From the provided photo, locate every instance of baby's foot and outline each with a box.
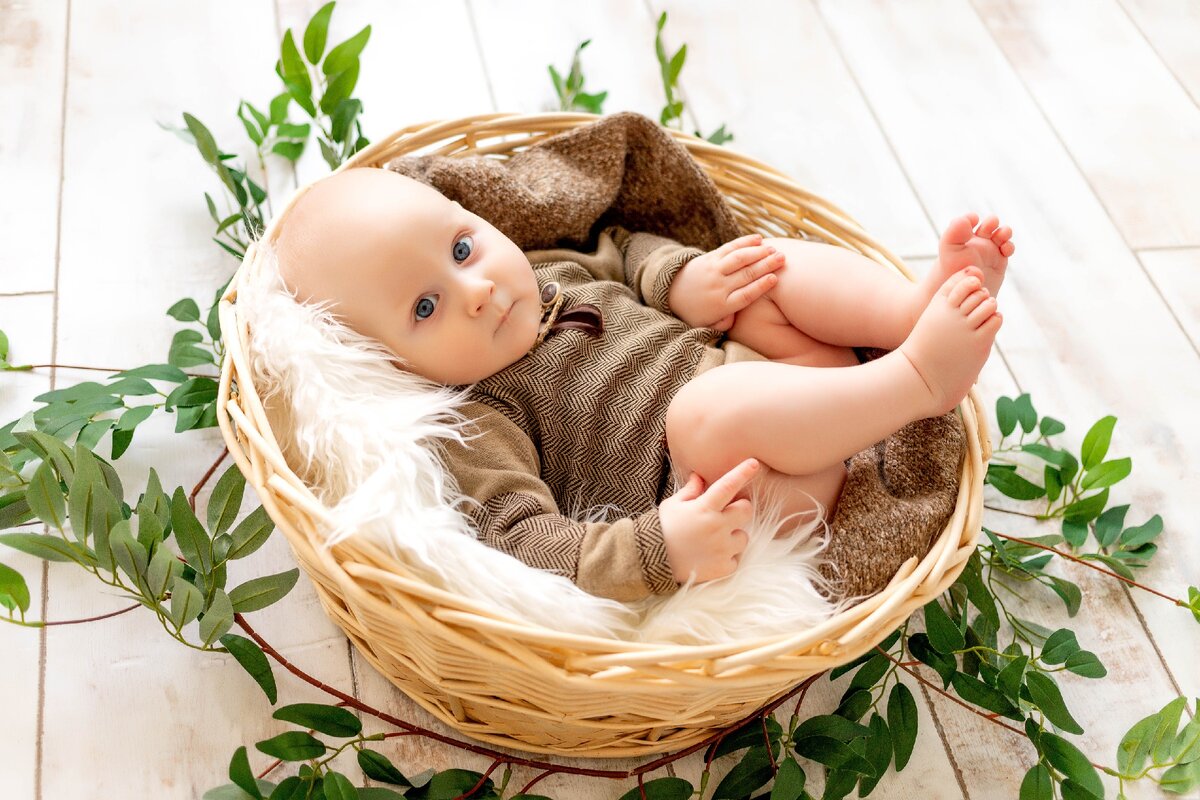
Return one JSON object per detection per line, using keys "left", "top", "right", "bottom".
{"left": 899, "top": 269, "right": 1003, "bottom": 416}
{"left": 919, "top": 213, "right": 1014, "bottom": 304}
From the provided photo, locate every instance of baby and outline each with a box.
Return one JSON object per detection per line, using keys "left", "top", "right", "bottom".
{"left": 275, "top": 167, "right": 1011, "bottom": 602}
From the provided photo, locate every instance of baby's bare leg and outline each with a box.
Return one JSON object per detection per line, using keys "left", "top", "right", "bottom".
{"left": 667, "top": 354, "right": 931, "bottom": 479}
{"left": 758, "top": 238, "right": 927, "bottom": 351}
{"left": 666, "top": 270, "right": 1002, "bottom": 480}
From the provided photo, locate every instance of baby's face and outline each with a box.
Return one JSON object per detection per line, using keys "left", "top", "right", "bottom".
{"left": 277, "top": 168, "right": 541, "bottom": 385}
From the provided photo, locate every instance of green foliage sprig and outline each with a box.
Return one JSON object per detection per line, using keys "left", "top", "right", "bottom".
{"left": 549, "top": 40, "right": 607, "bottom": 114}
{"left": 654, "top": 12, "right": 732, "bottom": 145}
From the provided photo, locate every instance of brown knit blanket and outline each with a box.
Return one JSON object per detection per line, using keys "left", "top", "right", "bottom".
{"left": 384, "top": 112, "right": 966, "bottom": 602}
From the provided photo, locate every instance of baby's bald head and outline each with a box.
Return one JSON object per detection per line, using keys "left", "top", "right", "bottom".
{"left": 275, "top": 168, "right": 445, "bottom": 320}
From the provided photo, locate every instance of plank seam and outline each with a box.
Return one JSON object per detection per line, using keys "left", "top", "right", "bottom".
{"left": 1114, "top": 0, "right": 1200, "bottom": 112}
{"left": 464, "top": 0, "right": 499, "bottom": 114}
{"left": 917, "top": 678, "right": 972, "bottom": 800}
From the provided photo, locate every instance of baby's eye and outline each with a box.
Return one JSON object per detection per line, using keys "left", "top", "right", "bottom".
{"left": 453, "top": 235, "right": 473, "bottom": 263}
{"left": 415, "top": 294, "right": 437, "bottom": 322}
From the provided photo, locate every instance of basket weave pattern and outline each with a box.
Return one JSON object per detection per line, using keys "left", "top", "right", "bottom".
{"left": 216, "top": 112, "right": 990, "bottom": 757}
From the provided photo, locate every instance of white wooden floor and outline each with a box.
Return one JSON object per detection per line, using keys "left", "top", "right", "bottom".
{"left": 2, "top": 1, "right": 1198, "bottom": 798}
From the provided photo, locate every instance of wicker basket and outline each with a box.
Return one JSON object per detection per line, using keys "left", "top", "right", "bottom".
{"left": 215, "top": 112, "right": 990, "bottom": 758}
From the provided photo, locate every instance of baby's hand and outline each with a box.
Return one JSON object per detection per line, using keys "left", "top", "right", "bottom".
{"left": 658, "top": 458, "right": 759, "bottom": 584}
{"left": 668, "top": 234, "right": 785, "bottom": 331}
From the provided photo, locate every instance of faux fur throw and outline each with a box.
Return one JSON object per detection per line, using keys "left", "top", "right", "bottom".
{"left": 383, "top": 112, "right": 967, "bottom": 600}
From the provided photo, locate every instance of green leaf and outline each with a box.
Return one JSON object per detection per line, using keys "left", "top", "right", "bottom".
{"left": 1173, "top": 709, "right": 1200, "bottom": 762}
{"left": 848, "top": 653, "right": 889, "bottom": 692}
{"left": 220, "top": 633, "right": 278, "bottom": 704}
{"left": 1040, "top": 629, "right": 1081, "bottom": 665}
{"left": 924, "top": 598, "right": 965, "bottom": 654}
{"left": 145, "top": 544, "right": 176, "bottom": 600}
{"left": 986, "top": 464, "right": 1046, "bottom": 500}
{"left": 615, "top": 777, "right": 692, "bottom": 800}
{"left": 320, "top": 63, "right": 360, "bottom": 117}
{"left": 711, "top": 745, "right": 773, "bottom": 799}
{"left": 405, "top": 769, "right": 492, "bottom": 800}
{"left": 1014, "top": 393, "right": 1037, "bottom": 433}
{"left": 887, "top": 682, "right": 918, "bottom": 770}
{"left": 208, "top": 465, "right": 246, "bottom": 538}
{"left": 229, "top": 746, "right": 264, "bottom": 799}
{"left": 1063, "top": 650, "right": 1106, "bottom": 679}
{"left": 1046, "top": 462, "right": 1065, "bottom": 501}
{"left": 1080, "top": 415, "right": 1116, "bottom": 471}
{"left": 183, "top": 112, "right": 222, "bottom": 166}
{"left": 1042, "top": 733, "right": 1103, "bottom": 797}
{"left": 171, "top": 487, "right": 212, "bottom": 574}
{"left": 303, "top": 1, "right": 335, "bottom": 63}
{"left": 1040, "top": 416, "right": 1066, "bottom": 437}
{"left": 113, "top": 363, "right": 187, "bottom": 383}
{"left": 1047, "top": 576, "right": 1083, "bottom": 617}
{"left": 857, "top": 713, "right": 892, "bottom": 796}
{"left": 1094, "top": 504, "right": 1128, "bottom": 548}
{"left": 0, "top": 329, "right": 7, "bottom": 361}
{"left": 273, "top": 703, "right": 362, "bottom": 737}
{"left": 1061, "top": 519, "right": 1088, "bottom": 548}
{"left": 27, "top": 459, "right": 66, "bottom": 530}
{"left": 170, "top": 575, "right": 204, "bottom": 628}
{"left": 165, "top": 377, "right": 218, "bottom": 410}
{"left": 1024, "top": 672, "right": 1083, "bottom": 734}
{"left": 668, "top": 43, "right": 687, "bottom": 85}
{"left": 168, "top": 298, "right": 201, "bottom": 322}
{"left": 15, "top": 429, "right": 76, "bottom": 480}
{"left": 323, "top": 772, "right": 357, "bottom": 800}
{"left": 109, "top": 520, "right": 148, "bottom": 588}
{"left": 0, "top": 496, "right": 34, "bottom": 530}
{"left": 226, "top": 506, "right": 275, "bottom": 561}
{"left": 791, "top": 736, "right": 876, "bottom": 776}
{"left": 1118, "top": 712, "right": 1159, "bottom": 775}
{"left": 952, "top": 672, "right": 1021, "bottom": 719}
{"left": 767, "top": 755, "right": 805, "bottom": 800}
{"left": 1160, "top": 759, "right": 1200, "bottom": 795}
{"left": 997, "top": 655, "right": 1029, "bottom": 703}
{"left": 76, "top": 418, "right": 115, "bottom": 451}
{"left": 1063, "top": 488, "right": 1109, "bottom": 524}
{"left": 0, "top": 561, "right": 31, "bottom": 613}
{"left": 323, "top": 25, "right": 371, "bottom": 76}
{"left": 1019, "top": 764, "right": 1052, "bottom": 800}
{"left": 1020, "top": 443, "right": 1069, "bottom": 468}
{"left": 358, "top": 749, "right": 411, "bottom": 787}
{"left": 1119, "top": 515, "right": 1163, "bottom": 549}
{"left": 199, "top": 588, "right": 234, "bottom": 646}
{"left": 792, "top": 714, "right": 871, "bottom": 744}
{"left": 1150, "top": 696, "right": 1189, "bottom": 766}
{"left": 229, "top": 568, "right": 299, "bottom": 613}
{"left": 1081, "top": 457, "right": 1131, "bottom": 491}
{"left": 0, "top": 532, "right": 88, "bottom": 564}
{"left": 279, "top": 31, "right": 314, "bottom": 116}
{"left": 908, "top": 632, "right": 956, "bottom": 688}
{"left": 996, "top": 396, "right": 1017, "bottom": 437}
{"left": 257, "top": 731, "right": 326, "bottom": 761}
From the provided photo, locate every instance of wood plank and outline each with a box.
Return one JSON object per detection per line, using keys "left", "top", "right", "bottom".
{"left": 0, "top": 294, "right": 54, "bottom": 800}
{"left": 650, "top": 0, "right": 934, "bottom": 258}
{"left": 1138, "top": 248, "right": 1200, "bottom": 353}
{"left": 1119, "top": 0, "right": 1200, "bottom": 108}
{"left": 973, "top": 0, "right": 1200, "bottom": 249}
{"left": 0, "top": 0, "right": 66, "bottom": 295}
{"left": 818, "top": 2, "right": 1197, "bottom": 797}
{"left": 39, "top": 2, "right": 359, "bottom": 796}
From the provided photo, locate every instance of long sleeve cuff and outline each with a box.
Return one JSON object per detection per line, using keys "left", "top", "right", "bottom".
{"left": 633, "top": 507, "right": 681, "bottom": 595}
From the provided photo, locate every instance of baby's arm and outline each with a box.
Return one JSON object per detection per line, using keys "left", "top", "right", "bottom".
{"left": 525, "top": 226, "right": 702, "bottom": 316}
{"left": 439, "top": 403, "right": 678, "bottom": 602}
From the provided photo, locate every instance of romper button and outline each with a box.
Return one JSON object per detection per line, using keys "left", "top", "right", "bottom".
{"left": 540, "top": 282, "right": 560, "bottom": 304}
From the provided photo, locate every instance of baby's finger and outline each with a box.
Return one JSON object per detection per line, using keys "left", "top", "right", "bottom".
{"left": 727, "top": 272, "right": 779, "bottom": 309}
{"left": 722, "top": 245, "right": 779, "bottom": 275}
{"left": 714, "top": 234, "right": 763, "bottom": 258}
{"left": 704, "top": 458, "right": 760, "bottom": 509}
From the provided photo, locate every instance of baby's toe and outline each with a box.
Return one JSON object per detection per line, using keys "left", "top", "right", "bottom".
{"left": 942, "top": 214, "right": 977, "bottom": 247}
{"left": 947, "top": 273, "right": 983, "bottom": 305}
{"left": 977, "top": 215, "right": 1000, "bottom": 238}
